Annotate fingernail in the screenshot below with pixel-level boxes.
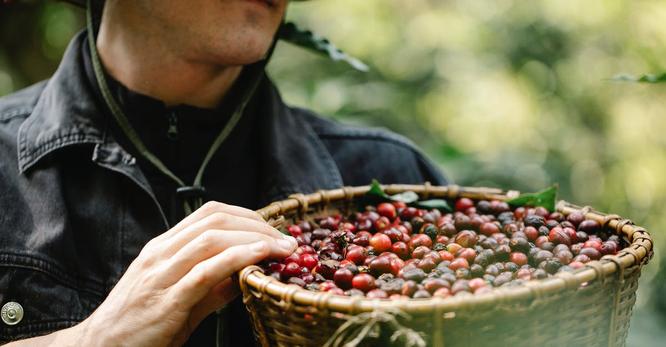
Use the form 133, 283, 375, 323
250, 241, 266, 253
277, 238, 294, 250
282, 234, 297, 244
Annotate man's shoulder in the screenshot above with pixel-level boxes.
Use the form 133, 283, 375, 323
289, 106, 448, 186
0, 81, 48, 128
291, 106, 420, 153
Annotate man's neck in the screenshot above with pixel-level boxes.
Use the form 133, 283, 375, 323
96, 4, 242, 109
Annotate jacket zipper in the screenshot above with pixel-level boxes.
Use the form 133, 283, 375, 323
167, 111, 179, 140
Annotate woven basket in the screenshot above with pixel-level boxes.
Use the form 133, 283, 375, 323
239, 184, 653, 347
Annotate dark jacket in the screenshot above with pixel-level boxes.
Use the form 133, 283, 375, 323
0, 32, 446, 343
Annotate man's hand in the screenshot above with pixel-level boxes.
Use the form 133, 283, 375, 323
6, 201, 296, 347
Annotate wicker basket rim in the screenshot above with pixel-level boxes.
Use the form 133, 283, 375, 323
240, 184, 653, 314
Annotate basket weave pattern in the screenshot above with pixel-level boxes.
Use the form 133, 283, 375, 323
240, 185, 653, 347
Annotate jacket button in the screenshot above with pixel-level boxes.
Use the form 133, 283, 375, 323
1, 302, 24, 326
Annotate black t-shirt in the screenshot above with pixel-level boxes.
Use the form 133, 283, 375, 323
82, 37, 259, 346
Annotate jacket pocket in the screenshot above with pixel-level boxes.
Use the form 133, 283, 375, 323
0, 253, 104, 342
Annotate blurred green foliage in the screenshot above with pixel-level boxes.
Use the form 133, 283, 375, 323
1, 0, 665, 345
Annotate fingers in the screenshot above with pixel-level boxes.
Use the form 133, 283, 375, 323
157, 201, 265, 241
168, 241, 271, 308
160, 212, 289, 257
156, 230, 296, 286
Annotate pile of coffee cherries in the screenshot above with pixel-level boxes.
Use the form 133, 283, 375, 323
261, 198, 622, 299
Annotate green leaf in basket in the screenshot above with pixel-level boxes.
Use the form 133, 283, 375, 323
366, 180, 452, 212
390, 191, 420, 204
506, 185, 558, 211
413, 199, 452, 212
368, 179, 390, 199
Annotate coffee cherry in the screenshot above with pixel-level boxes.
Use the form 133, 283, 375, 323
449, 258, 470, 271
548, 227, 571, 246
509, 238, 531, 253
470, 264, 485, 278
524, 215, 546, 229
423, 278, 450, 293
368, 256, 392, 276
390, 241, 410, 259
509, 252, 528, 266
345, 246, 367, 265
283, 262, 302, 278
433, 287, 452, 298
578, 220, 600, 233
377, 202, 397, 219
409, 234, 433, 250
439, 223, 457, 237
412, 246, 431, 259
579, 247, 601, 260
383, 227, 403, 243
401, 267, 427, 282
334, 268, 354, 289
600, 241, 618, 255
301, 254, 318, 270
542, 259, 563, 274
572, 254, 591, 263
352, 273, 376, 292
451, 280, 471, 294
370, 233, 392, 253
455, 230, 478, 248
288, 225, 303, 237
455, 198, 475, 212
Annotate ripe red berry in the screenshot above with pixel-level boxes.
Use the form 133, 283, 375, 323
480, 222, 500, 236
377, 202, 397, 219
390, 257, 405, 276
300, 254, 318, 270
391, 241, 410, 259
384, 227, 403, 242
368, 256, 392, 276
370, 233, 392, 253
449, 258, 470, 271
408, 234, 433, 250
509, 252, 528, 266
287, 225, 302, 237
523, 226, 539, 241
411, 246, 431, 259
584, 239, 603, 251
548, 227, 571, 246
456, 248, 477, 263
455, 198, 475, 212
433, 287, 451, 298
438, 250, 455, 262
345, 246, 367, 265
352, 273, 376, 292
455, 230, 478, 248
283, 262, 302, 278
374, 216, 391, 231
333, 268, 354, 289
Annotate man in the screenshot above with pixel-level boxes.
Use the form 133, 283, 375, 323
0, 0, 446, 345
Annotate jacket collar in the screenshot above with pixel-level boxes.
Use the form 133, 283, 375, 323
18, 31, 105, 174
17, 30, 344, 206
